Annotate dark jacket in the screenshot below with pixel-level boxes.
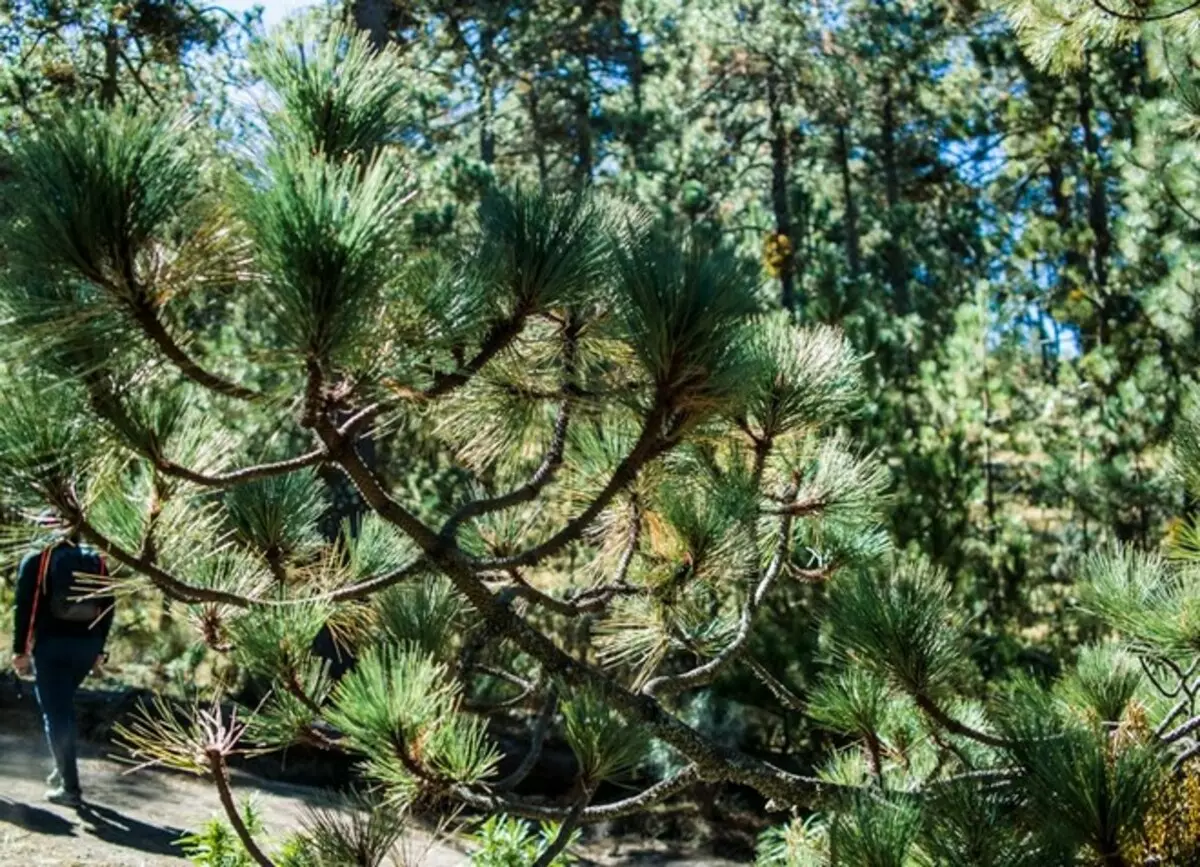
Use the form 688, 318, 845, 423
11, 543, 115, 656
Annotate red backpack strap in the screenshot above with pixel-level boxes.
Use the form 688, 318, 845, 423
22, 548, 52, 656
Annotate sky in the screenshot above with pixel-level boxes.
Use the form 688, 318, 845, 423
221, 0, 320, 29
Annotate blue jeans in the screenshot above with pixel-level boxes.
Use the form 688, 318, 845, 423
33, 635, 104, 796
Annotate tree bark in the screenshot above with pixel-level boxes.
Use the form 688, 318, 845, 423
1078, 54, 1109, 293
351, 0, 390, 50
574, 57, 594, 186
880, 74, 908, 315
836, 122, 861, 282
480, 26, 497, 166
767, 70, 797, 312
101, 25, 119, 108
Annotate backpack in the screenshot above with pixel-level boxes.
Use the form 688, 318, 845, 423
39, 543, 107, 624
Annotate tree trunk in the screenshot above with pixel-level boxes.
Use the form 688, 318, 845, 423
573, 58, 593, 186
101, 25, 119, 107
1078, 54, 1110, 293
767, 71, 796, 312
880, 74, 908, 315
479, 26, 496, 166
351, 0, 390, 49
836, 122, 861, 282
525, 76, 549, 191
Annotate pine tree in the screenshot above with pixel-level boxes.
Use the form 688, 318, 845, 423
7, 11, 1200, 867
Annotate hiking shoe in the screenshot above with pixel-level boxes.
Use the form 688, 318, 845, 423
44, 787, 83, 808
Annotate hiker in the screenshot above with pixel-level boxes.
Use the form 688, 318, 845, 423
10, 531, 114, 807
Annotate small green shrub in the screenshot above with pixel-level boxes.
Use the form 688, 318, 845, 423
468, 814, 578, 867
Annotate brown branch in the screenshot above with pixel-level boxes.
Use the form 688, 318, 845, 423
156, 448, 327, 489
1162, 714, 1200, 745
476, 404, 672, 571
455, 765, 704, 824
864, 732, 885, 789
424, 311, 529, 399
130, 302, 259, 402
496, 687, 559, 792
641, 510, 797, 698
762, 497, 826, 516
914, 694, 1008, 750
743, 656, 805, 713
1090, 0, 1200, 21
314, 400, 829, 809
532, 782, 594, 867
207, 751, 275, 867
77, 518, 258, 607
442, 397, 571, 536
443, 319, 579, 537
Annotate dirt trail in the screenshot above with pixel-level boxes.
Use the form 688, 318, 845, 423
0, 730, 466, 867
0, 729, 750, 866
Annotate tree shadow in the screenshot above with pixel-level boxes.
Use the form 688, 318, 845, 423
0, 797, 75, 836
77, 802, 187, 858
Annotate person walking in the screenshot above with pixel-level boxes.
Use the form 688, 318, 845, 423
10, 531, 114, 807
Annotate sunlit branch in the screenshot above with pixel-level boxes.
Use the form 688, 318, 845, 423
474, 403, 673, 571
642, 509, 798, 698
455, 764, 702, 824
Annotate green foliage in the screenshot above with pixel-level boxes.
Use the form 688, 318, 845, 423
611, 227, 760, 411
825, 560, 967, 697
1057, 643, 1143, 723
476, 189, 609, 313
178, 806, 262, 867
828, 795, 921, 867
560, 688, 648, 786
995, 681, 1163, 858
253, 21, 409, 162
1080, 546, 1200, 655
292, 792, 409, 867
808, 668, 892, 738
5, 107, 204, 294
244, 146, 412, 362
755, 816, 828, 866
917, 783, 1038, 867
468, 815, 577, 867
743, 318, 862, 440
325, 644, 499, 804
375, 575, 463, 658
224, 470, 325, 563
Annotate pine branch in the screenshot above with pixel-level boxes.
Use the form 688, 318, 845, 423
207, 749, 276, 867
495, 687, 559, 792
914, 693, 1008, 750
442, 318, 579, 539
442, 394, 571, 537
475, 403, 673, 570
304, 558, 426, 603
424, 310, 530, 400
1162, 713, 1200, 744
157, 448, 326, 489
531, 782, 594, 867
641, 510, 798, 698
130, 301, 260, 403
318, 421, 828, 809
743, 656, 805, 713
455, 764, 703, 824
1089, 0, 1200, 22
76, 517, 258, 607
158, 405, 377, 490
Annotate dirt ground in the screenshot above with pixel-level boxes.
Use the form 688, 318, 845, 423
0, 729, 466, 867
0, 728, 749, 866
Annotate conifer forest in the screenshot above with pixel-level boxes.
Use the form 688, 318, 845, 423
9, 0, 1200, 864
